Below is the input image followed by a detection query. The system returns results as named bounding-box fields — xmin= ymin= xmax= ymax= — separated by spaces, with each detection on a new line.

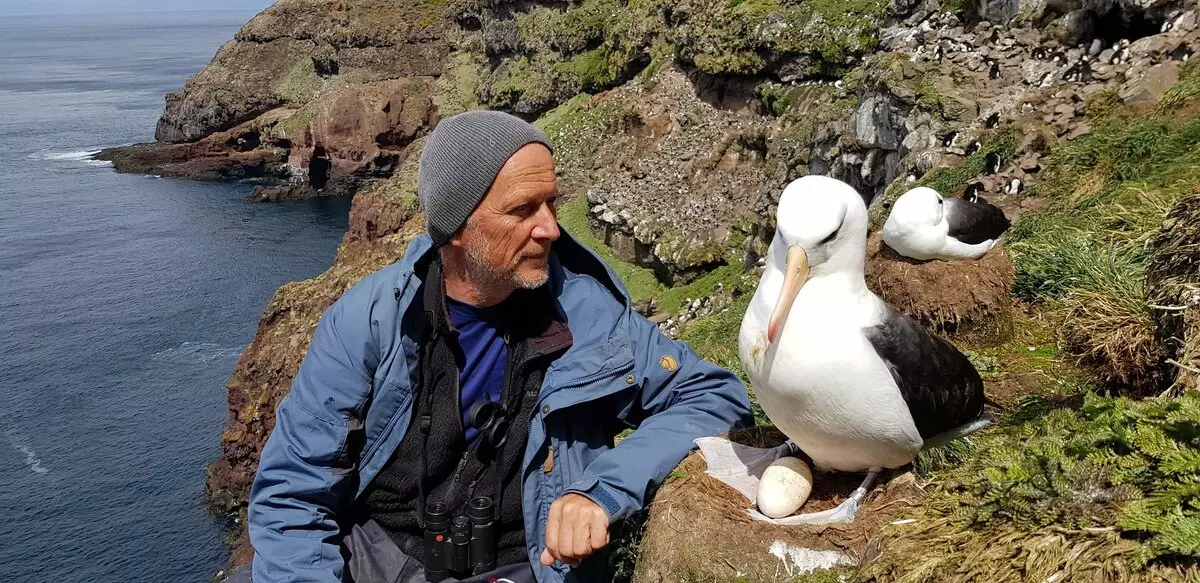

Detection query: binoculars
xmin=423 ymin=496 xmax=497 ymax=582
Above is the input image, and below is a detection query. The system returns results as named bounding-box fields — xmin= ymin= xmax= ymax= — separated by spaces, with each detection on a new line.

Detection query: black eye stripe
xmin=820 ymin=227 xmax=840 ymax=245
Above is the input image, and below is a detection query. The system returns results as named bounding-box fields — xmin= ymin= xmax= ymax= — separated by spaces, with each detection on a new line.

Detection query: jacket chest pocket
xmin=543 ymin=407 xmax=619 ymax=490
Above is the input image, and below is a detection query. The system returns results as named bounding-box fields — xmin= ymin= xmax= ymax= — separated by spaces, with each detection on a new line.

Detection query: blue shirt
xmin=447 ymin=297 xmax=509 ymax=445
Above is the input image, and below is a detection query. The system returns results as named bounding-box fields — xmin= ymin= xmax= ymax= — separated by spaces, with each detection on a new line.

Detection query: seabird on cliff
xmin=883 ymin=186 xmax=1010 ymax=261
xmin=737 ymin=175 xmax=991 ymax=522
xmin=963 ymin=183 xmax=986 ymax=203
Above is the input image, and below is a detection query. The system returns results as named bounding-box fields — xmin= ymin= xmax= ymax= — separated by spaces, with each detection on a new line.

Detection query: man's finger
xmin=539 ymin=548 xmax=555 ymax=567
xmin=544 ymin=499 xmax=562 ymax=563
xmin=571 ymin=506 xmax=591 ymax=557
xmin=589 ymin=507 xmax=608 ymax=551
xmin=558 ymin=507 xmax=578 ymax=562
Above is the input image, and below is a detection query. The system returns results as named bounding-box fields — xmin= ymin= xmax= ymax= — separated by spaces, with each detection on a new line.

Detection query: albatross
xmin=883 ymin=186 xmax=1010 ymax=261
xmin=737 ymin=175 xmax=991 ymax=522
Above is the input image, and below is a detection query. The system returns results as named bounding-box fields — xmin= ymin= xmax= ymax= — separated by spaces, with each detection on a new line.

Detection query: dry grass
xmin=1060 ymin=289 xmax=1168 ymax=391
xmin=862 ymin=519 xmax=1197 ymax=583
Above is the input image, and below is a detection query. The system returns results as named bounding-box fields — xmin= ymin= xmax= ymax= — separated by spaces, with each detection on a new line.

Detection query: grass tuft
xmin=1007 ymin=72 xmax=1200 ymax=389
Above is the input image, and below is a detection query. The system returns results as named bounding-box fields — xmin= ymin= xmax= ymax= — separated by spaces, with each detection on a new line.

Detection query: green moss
xmin=554 ymin=46 xmax=620 ymax=88
xmin=517 ymin=0 xmax=615 ymax=54
xmin=485 ymin=56 xmax=561 ymax=112
xmin=272 ymin=58 xmax=323 ymax=105
xmin=536 ymin=93 xmax=638 ymax=175
xmin=275 ymin=108 xmax=314 ymax=142
xmin=638 ymin=43 xmax=676 ymax=87
xmin=432 ymin=52 xmax=483 ymax=117
xmin=674 ymin=0 xmax=887 ymax=76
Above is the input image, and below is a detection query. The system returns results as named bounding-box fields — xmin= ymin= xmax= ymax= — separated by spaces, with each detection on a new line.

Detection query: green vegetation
xmin=432 ymin=52 xmax=482 ymax=117
xmin=535 ymin=94 xmax=635 ymax=176
xmin=1159 ymin=59 xmax=1200 ymax=112
xmin=879 ymin=391 xmax=1200 ymax=579
xmin=557 ymin=194 xmax=749 ymax=316
xmin=1007 ymin=70 xmax=1200 ymax=388
xmin=272 ymin=58 xmax=323 ymax=105
xmin=482 ymin=0 xmax=888 ymax=112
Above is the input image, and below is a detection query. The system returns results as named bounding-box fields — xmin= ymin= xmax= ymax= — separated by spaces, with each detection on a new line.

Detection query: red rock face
xmin=286 ymin=78 xmax=439 ymax=191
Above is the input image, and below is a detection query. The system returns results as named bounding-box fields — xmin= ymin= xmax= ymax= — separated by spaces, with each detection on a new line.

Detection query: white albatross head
xmin=887 ymin=186 xmax=944 ymax=227
xmin=766 ymin=175 xmax=869 ymax=343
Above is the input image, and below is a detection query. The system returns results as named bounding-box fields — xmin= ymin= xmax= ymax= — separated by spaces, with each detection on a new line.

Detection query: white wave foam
xmin=153 ymin=342 xmax=244 ymax=364
xmin=29 ymin=148 xmax=102 ymax=162
xmin=29 ymin=148 xmax=113 ymax=168
xmin=13 ymin=443 xmax=49 ymax=475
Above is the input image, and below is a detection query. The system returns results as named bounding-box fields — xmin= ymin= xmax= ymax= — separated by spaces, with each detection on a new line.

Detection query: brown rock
xmin=284 ymin=78 xmax=439 ymax=192
xmin=1121 ymin=62 xmax=1183 ymax=105
xmin=248 ymin=183 xmax=318 ymax=202
xmin=156 ymin=0 xmax=451 ymax=143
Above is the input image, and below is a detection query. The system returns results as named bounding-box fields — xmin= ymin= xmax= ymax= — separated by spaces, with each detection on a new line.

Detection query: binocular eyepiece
xmin=423 ymin=497 xmax=497 ymax=582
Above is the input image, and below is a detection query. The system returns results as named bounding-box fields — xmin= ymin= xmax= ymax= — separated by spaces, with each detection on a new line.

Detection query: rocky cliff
xmin=110 ymin=0 xmax=1200 ymax=577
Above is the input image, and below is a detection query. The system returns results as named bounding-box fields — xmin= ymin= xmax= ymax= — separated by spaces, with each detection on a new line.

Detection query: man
xmin=244 ymin=110 xmax=753 ymax=583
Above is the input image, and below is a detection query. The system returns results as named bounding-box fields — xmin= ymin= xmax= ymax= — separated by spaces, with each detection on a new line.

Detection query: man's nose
xmin=532 ymin=203 xmax=560 ymax=242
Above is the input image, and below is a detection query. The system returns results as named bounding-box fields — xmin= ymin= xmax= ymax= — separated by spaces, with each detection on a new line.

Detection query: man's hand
xmin=539 ymin=493 xmax=610 ymax=567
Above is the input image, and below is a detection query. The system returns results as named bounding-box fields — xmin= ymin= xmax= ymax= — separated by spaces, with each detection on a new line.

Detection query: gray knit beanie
xmin=418 ymin=110 xmax=554 ymax=246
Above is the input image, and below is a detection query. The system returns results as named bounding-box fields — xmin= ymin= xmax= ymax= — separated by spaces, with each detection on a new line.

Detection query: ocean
xmin=0 ymin=10 xmax=353 ymax=582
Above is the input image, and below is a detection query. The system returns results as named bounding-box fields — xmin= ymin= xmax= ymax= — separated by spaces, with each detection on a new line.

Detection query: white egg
xmin=756 ymin=456 xmax=814 ymax=518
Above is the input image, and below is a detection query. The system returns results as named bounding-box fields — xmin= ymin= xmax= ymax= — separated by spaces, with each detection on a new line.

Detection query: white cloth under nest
xmin=693 ymin=437 xmax=864 ymax=526
xmin=694 ymin=415 xmax=994 ymax=526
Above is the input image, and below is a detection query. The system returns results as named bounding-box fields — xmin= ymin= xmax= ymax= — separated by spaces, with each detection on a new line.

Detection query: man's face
xmin=451 ymin=143 xmax=561 ymax=292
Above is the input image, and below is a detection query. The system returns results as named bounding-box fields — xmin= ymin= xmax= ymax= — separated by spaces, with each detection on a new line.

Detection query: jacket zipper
xmin=537 ymin=361 xmax=635 ymax=411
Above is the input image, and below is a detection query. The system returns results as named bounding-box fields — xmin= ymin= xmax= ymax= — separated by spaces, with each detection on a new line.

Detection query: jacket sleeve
xmin=248 ymin=294 xmax=380 ymax=583
xmin=563 ymin=313 xmax=754 ymax=521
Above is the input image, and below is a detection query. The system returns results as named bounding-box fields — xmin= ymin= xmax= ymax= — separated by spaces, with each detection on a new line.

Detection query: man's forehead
xmin=492 ymin=146 xmax=556 ymax=198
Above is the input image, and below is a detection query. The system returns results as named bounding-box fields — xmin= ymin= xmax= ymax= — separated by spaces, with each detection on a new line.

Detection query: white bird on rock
xmin=882 ymin=186 xmax=1010 ymax=261
xmin=738 ymin=175 xmax=991 ymax=522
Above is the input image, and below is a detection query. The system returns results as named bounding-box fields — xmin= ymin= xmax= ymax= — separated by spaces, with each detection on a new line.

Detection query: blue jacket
xmin=247 ymin=231 xmax=754 ymax=582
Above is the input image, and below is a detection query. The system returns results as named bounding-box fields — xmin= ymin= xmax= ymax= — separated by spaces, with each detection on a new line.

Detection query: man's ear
xmin=446 ymin=219 xmax=471 ymax=250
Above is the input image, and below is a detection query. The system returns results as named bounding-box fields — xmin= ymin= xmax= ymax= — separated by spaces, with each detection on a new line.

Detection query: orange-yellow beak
xmin=767 ymin=246 xmax=810 ymax=344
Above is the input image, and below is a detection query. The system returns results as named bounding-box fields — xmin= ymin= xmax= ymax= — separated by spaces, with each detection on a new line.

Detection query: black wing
xmin=864 ymin=304 xmax=985 ymax=439
xmin=943 ymin=197 xmax=1010 ymax=244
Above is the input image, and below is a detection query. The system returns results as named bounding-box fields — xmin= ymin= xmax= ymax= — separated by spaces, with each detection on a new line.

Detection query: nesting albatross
xmin=733 ymin=175 xmax=992 ymax=523
xmin=883 ymin=186 xmax=1010 ymax=261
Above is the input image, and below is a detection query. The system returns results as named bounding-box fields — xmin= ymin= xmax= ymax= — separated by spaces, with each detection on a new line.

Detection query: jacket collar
xmin=393 ymin=229 xmax=636 ymax=399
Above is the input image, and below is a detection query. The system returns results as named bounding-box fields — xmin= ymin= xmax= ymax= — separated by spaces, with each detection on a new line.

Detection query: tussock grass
xmin=1008 ymin=73 xmax=1200 ymax=389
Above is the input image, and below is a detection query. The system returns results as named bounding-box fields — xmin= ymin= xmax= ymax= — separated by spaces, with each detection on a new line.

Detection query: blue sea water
xmin=0 ymin=10 xmax=353 ymax=582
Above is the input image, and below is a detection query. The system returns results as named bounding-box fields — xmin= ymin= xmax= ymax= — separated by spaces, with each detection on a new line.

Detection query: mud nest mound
xmin=865 ymin=233 xmax=1015 ymax=346
xmin=1146 ymin=187 xmax=1200 ymax=393
xmin=634 ymin=427 xmax=923 ymax=582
